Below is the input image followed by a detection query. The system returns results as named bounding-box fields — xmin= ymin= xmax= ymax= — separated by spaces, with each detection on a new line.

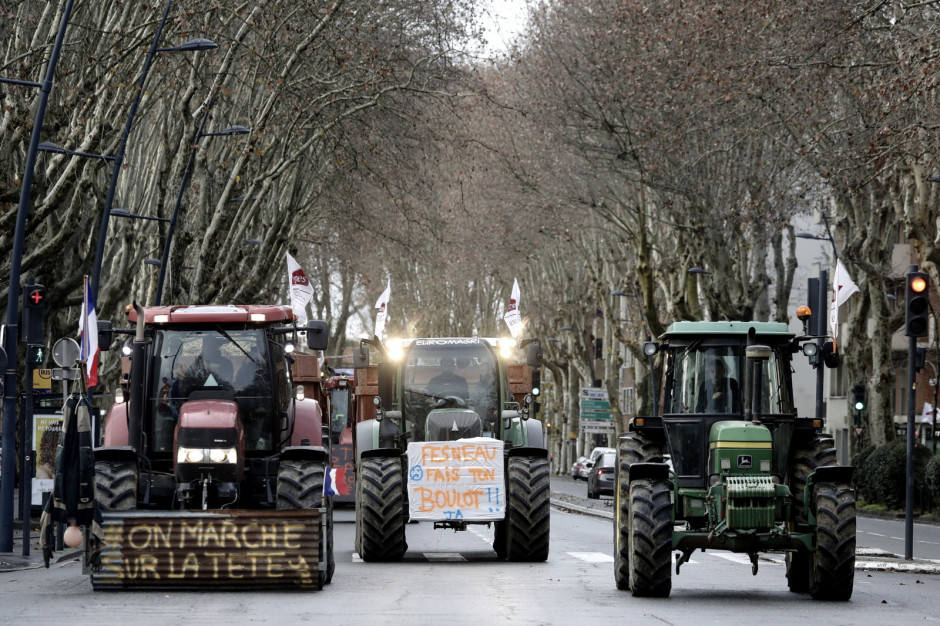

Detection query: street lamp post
xmin=89 ymin=0 xmax=218 ymax=303
xmin=796 ymin=217 xmax=840 ymax=422
xmin=155 ymin=99 xmax=248 ymax=305
xmin=0 ymin=0 xmax=77 ymax=553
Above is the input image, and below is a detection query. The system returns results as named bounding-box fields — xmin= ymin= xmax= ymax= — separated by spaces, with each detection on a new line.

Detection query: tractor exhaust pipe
xmin=745 ymin=345 xmax=772 ymax=423
xmin=127 ymin=301 xmax=147 ymax=454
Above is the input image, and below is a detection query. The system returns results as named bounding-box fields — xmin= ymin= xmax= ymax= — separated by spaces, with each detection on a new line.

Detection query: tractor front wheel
xmin=810 ymin=482 xmax=856 ymax=601
xmin=504 ymin=456 xmax=551 ymax=562
xmin=789 ymin=434 xmax=836 ymax=523
xmin=95 ymin=459 xmax=138 ymax=511
xmin=628 ymin=477 xmax=673 ymax=597
xmin=615 ymin=434 xmax=666 ymax=591
xmin=357 ymin=456 xmax=407 ymax=562
xmin=276 ymin=459 xmax=334 ymax=587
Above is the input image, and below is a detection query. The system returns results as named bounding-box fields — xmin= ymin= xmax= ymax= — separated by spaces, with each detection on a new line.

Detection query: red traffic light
xmin=911 ymin=276 xmax=928 ymax=293
xmin=28 ymin=288 xmax=44 ymax=304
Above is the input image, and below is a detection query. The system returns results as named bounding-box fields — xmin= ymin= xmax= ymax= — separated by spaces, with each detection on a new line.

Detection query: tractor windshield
xmin=402 ymin=338 xmax=499 ymax=440
xmin=150 ymin=329 xmax=277 ymax=453
xmin=668 ymin=346 xmax=742 ymax=415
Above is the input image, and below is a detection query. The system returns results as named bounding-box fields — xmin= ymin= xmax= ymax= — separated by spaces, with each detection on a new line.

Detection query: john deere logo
xmin=737 ymin=455 xmax=752 ymax=469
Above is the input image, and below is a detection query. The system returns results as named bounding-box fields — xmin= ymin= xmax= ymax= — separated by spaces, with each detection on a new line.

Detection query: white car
xmin=579 ymin=446 xmax=616 ymax=479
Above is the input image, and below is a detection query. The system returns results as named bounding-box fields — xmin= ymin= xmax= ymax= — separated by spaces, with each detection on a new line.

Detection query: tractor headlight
xmin=720 ymin=457 xmax=731 ymax=471
xmin=177 ymin=446 xmax=238 ymax=464
xmin=498 ymin=337 xmax=516 ymax=359
xmin=760 ymin=459 xmax=771 ymax=473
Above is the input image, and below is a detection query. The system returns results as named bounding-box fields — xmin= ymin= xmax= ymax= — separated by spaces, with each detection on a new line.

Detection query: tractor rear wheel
xmin=276 ymin=459 xmax=335 ymax=587
xmin=357 ymin=456 xmax=407 ymax=562
xmin=785 ymin=550 xmax=810 ymax=593
xmin=95 ymin=460 xmax=138 ymax=511
xmin=505 ymin=456 xmax=550 ymax=562
xmin=615 ymin=434 xmax=666 ymax=591
xmin=788 ymin=434 xmax=836 ymax=523
xmin=493 ymin=519 xmax=507 ymax=559
xmin=628 ymin=477 xmax=673 ymax=597
xmin=810 ymin=482 xmax=856 ymax=601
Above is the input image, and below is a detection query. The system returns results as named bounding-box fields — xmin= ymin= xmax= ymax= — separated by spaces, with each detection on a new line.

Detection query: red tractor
xmin=88 ymin=304 xmax=334 ymax=590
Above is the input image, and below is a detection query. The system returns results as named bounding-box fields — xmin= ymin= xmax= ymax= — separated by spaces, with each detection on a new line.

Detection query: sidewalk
xmin=0 ymin=518 xmax=83 ymax=573
xmin=550 ymin=491 xmax=940 ymax=575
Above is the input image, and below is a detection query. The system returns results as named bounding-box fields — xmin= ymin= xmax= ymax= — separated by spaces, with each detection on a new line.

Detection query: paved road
xmin=1 ymin=504 xmax=938 ymax=625
xmin=552 ymin=475 xmax=940 ymax=563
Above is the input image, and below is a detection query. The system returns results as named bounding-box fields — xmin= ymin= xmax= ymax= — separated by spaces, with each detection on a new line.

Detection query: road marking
xmin=425 ymin=552 xmax=467 ymax=562
xmin=568 ymin=551 xmax=614 ymax=563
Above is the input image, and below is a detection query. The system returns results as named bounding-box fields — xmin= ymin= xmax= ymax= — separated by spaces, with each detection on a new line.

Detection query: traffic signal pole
xmin=904 ymin=264 xmax=930 ymax=561
xmin=0 ymin=0 xmax=75 ymax=553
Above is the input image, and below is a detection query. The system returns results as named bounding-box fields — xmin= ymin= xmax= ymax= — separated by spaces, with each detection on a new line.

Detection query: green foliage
xmin=925 ymin=454 xmax=940 ymax=505
xmin=853 ymin=442 xmax=932 ymax=510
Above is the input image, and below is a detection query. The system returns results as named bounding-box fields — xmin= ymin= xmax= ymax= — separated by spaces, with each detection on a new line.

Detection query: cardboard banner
xmin=407 ymin=438 xmax=505 ymax=522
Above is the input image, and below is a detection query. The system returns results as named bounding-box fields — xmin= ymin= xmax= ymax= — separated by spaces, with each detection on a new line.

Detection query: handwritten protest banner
xmin=407 ymin=438 xmax=505 ymax=521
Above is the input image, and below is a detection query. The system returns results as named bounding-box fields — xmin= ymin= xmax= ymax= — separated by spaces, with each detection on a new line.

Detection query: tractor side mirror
xmin=526 ymin=341 xmax=543 ymax=367
xmin=352 ymin=343 xmax=370 ymax=369
xmin=306 ymin=320 xmax=329 ymax=351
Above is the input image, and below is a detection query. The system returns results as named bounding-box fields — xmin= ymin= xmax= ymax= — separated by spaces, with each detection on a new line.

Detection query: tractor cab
xmin=398 ymin=338 xmax=503 ymax=442
xmin=653 ymin=323 xmax=798 ymax=489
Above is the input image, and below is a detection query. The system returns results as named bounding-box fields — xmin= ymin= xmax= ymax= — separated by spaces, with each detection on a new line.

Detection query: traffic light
xmin=22 ymin=281 xmax=46 ymax=344
xmin=852 ymin=383 xmax=866 ymax=413
xmin=905 ymin=270 xmax=930 ymax=338
xmin=27 ymin=344 xmax=46 ymax=367
xmin=852 ymin=383 xmax=865 ymax=428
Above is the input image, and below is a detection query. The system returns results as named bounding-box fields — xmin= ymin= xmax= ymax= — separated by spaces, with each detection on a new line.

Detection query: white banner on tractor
xmin=503 ymin=278 xmax=522 ymax=339
xmin=406 ymin=439 xmax=505 ymax=521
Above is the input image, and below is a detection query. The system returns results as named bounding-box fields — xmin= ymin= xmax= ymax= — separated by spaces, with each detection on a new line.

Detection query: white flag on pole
xmin=829 ymin=259 xmax=859 ymax=349
xmin=374 ymin=280 xmax=391 ymax=338
xmin=503 ymin=278 xmax=523 ymax=339
xmin=922 ymin=402 xmax=936 ymax=425
xmin=286 ymin=253 xmax=314 ymax=324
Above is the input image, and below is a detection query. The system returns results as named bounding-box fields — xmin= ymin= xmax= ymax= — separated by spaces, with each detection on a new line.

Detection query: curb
xmin=550 ymin=494 xmax=940 ymax=574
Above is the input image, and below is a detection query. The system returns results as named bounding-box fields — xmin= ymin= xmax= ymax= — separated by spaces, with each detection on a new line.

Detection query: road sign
xmin=580 ymin=387 xmax=612 ymax=420
xmin=580 ymin=418 xmax=615 ymax=434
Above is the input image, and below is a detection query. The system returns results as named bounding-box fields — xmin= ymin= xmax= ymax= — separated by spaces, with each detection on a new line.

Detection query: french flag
xmin=78 ymin=275 xmax=99 ymax=387
xmin=324 ymin=468 xmax=348 ymax=496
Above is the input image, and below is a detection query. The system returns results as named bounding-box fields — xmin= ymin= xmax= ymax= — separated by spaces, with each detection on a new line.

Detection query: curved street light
xmin=0 ymin=0 xmax=78 ymax=556
xmin=155 ymin=99 xmax=249 ymax=305
xmin=91 ymin=0 xmax=218 ymax=302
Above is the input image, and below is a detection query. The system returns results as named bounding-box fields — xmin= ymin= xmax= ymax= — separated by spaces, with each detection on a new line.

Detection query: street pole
xmin=0 ymin=0 xmax=76 ymax=554
xmin=155 ymin=99 xmax=211 ymax=305
xmin=815 ymin=269 xmax=828 ymax=420
xmin=907 ymin=333 xmax=916 ymax=560
xmin=90 ymin=0 xmax=174 ymax=302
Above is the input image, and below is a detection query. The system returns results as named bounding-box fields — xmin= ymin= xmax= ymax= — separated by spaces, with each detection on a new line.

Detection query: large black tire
xmin=786 ymin=550 xmax=810 ymax=593
xmin=615 ymin=434 xmax=666 ymax=591
xmin=357 ymin=456 xmax=407 ymax=562
xmin=276 ymin=459 xmax=335 ymax=587
xmin=493 ymin=519 xmax=507 ymax=559
xmin=504 ymin=456 xmax=551 ymax=562
xmin=95 ymin=460 xmax=138 ymax=511
xmin=628 ymin=478 xmax=673 ymax=597
xmin=788 ymin=434 xmax=836 ymax=523
xmin=810 ymin=483 xmax=856 ymax=601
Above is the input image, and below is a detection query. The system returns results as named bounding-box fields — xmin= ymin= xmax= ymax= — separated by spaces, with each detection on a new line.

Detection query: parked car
xmin=587 ymin=451 xmax=617 ymax=499
xmin=571 ymin=456 xmax=588 ymax=480
xmin=579 ymin=446 xmax=616 ymax=479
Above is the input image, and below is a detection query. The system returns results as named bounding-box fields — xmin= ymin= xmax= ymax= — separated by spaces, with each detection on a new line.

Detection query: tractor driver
xmin=428 ymin=357 xmax=470 ymax=401
xmin=696 ymin=358 xmax=739 ymax=414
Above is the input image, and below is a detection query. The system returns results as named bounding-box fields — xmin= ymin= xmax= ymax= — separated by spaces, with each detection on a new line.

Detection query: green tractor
xmin=351 ymin=336 xmax=549 ymax=562
xmin=615 ymin=321 xmax=855 ymax=600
